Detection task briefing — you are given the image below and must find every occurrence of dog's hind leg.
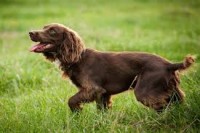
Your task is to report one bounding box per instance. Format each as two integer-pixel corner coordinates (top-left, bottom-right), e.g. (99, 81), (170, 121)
(166, 72), (185, 104)
(133, 71), (181, 112)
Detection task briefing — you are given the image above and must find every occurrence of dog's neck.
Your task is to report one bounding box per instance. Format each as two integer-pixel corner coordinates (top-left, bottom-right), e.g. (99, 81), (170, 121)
(52, 50), (85, 77)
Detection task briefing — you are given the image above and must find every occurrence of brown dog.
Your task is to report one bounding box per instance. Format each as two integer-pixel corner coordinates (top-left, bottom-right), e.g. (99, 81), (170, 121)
(29, 23), (194, 112)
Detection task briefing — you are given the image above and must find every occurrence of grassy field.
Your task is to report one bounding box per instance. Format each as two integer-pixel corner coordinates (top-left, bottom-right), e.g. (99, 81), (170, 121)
(0, 0), (200, 132)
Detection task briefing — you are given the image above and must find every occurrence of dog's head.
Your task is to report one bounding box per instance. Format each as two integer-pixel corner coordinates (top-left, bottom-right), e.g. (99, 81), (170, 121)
(29, 23), (85, 63)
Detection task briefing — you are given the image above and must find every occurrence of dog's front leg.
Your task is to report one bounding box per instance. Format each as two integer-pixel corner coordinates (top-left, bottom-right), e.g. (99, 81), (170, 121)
(96, 93), (112, 110)
(68, 90), (91, 112)
(68, 88), (104, 112)
(81, 86), (110, 111)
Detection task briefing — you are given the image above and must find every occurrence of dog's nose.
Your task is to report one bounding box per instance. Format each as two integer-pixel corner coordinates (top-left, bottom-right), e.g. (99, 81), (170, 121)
(29, 31), (34, 36)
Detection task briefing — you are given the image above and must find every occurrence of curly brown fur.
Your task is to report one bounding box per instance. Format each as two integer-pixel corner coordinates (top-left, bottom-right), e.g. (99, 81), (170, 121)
(29, 23), (195, 112)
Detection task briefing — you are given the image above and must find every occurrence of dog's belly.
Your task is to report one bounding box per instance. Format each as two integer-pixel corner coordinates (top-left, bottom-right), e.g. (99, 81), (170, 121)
(106, 86), (129, 95)
(103, 77), (135, 95)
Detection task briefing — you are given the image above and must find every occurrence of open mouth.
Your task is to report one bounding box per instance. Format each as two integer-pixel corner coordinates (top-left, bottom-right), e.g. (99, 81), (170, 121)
(30, 42), (54, 53)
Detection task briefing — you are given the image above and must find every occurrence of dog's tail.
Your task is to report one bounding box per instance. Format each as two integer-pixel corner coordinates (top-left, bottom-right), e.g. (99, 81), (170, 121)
(167, 55), (195, 71)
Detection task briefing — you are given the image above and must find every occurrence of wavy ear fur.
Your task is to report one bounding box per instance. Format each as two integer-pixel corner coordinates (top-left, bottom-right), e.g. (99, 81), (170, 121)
(58, 28), (85, 64)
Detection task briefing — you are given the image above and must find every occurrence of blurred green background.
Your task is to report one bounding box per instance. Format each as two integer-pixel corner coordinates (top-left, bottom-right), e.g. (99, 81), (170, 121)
(0, 0), (200, 132)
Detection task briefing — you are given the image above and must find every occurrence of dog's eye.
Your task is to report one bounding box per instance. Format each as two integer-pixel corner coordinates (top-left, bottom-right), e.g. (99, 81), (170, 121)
(49, 29), (56, 36)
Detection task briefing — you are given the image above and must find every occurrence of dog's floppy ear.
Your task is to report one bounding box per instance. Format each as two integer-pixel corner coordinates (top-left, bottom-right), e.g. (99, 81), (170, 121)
(59, 28), (85, 64)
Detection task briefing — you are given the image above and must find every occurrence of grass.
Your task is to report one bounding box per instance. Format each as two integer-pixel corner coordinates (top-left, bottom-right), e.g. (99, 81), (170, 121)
(0, 0), (200, 132)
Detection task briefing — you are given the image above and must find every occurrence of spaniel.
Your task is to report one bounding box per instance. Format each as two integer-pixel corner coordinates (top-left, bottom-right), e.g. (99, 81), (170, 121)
(29, 23), (194, 112)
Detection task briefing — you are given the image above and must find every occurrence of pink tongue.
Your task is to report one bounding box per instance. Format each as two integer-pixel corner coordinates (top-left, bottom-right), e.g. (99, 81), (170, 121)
(30, 43), (45, 52)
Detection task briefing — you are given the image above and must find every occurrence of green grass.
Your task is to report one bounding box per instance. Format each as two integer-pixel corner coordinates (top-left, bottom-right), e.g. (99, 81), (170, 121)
(0, 0), (200, 132)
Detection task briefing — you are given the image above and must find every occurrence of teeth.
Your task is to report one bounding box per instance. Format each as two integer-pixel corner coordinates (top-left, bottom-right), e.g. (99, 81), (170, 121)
(45, 44), (52, 48)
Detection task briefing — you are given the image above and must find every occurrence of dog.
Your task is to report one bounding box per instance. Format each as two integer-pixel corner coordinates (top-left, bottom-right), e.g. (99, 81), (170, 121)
(29, 23), (194, 112)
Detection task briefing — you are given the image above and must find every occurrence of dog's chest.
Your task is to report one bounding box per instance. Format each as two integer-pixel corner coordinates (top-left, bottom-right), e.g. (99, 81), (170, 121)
(54, 59), (61, 68)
